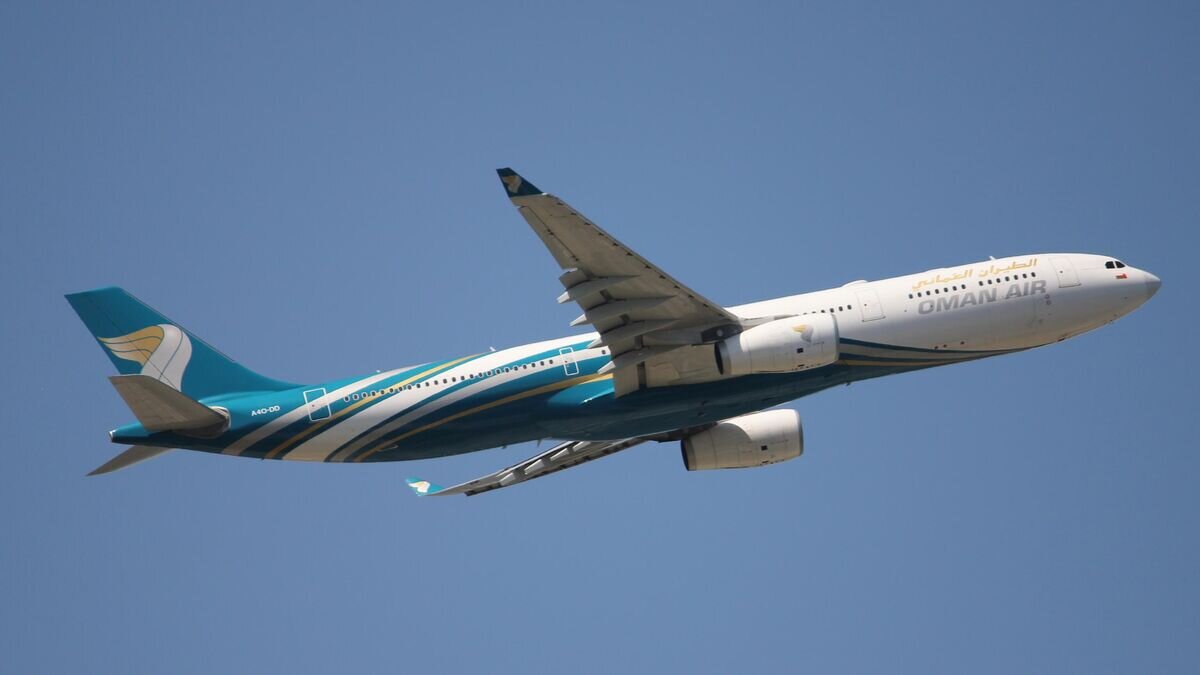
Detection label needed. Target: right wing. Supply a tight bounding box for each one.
[497,168,744,395]
[406,437,647,497]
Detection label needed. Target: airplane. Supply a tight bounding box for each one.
[66,168,1162,496]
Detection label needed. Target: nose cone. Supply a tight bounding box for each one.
[1144,271,1162,300]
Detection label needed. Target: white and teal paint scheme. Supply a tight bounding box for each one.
[67,169,1162,495]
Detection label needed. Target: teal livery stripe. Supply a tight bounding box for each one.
[223,356,478,458]
[839,338,1015,363]
[338,341,598,463]
[839,337,1004,355]
[839,338,1012,358]
[354,370,614,463]
[256,354,489,460]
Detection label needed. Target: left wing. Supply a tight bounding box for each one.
[497,168,744,395]
[406,437,646,497]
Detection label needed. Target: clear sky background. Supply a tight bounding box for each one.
[2,2,1196,673]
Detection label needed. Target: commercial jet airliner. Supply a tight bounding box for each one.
[67,169,1161,495]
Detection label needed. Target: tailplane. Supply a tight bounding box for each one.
[108,374,229,435]
[87,446,173,476]
[66,286,295,400]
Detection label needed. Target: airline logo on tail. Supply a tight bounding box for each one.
[99,324,193,391]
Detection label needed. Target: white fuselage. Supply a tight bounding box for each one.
[169,252,1160,463]
[732,252,1158,352]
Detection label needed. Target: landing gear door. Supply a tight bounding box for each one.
[1050,256,1081,288]
[855,289,885,322]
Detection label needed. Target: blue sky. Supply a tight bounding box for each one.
[2,2,1196,672]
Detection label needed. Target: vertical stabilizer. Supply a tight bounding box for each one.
[66,287,295,400]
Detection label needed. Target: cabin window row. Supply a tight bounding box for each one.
[910,284,967,299]
[799,305,855,315]
[977,272,1036,286]
[342,358,560,401]
[907,271,1038,299]
[338,347,610,402]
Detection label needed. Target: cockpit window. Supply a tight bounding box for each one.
[1105,260,1127,269]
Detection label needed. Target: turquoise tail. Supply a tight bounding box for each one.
[66,286,296,400]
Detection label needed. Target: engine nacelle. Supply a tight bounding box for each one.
[715,315,838,377]
[681,409,804,471]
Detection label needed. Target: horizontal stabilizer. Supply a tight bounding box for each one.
[88,445,173,476]
[109,374,228,434]
[405,478,445,496]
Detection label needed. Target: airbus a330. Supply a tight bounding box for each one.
[67,169,1161,495]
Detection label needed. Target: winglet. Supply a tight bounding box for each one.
[405,477,445,496]
[496,168,544,197]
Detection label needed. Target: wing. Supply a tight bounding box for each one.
[406,437,646,497]
[497,168,742,395]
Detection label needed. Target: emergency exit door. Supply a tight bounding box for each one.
[304,388,331,421]
[1050,256,1081,288]
[856,289,885,322]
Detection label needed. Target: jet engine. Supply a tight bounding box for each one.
[681,409,804,471]
[715,314,838,376]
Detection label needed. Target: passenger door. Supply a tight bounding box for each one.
[303,388,331,422]
[558,347,580,376]
[856,289,885,322]
[1050,256,1081,288]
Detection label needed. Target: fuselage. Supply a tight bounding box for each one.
[113,253,1160,463]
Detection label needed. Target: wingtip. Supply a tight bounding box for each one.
[405,477,444,496]
[495,168,544,197]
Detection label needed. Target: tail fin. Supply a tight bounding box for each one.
[66,286,296,400]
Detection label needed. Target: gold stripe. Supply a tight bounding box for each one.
[98,326,165,366]
[353,372,613,463]
[98,326,164,344]
[263,355,481,460]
